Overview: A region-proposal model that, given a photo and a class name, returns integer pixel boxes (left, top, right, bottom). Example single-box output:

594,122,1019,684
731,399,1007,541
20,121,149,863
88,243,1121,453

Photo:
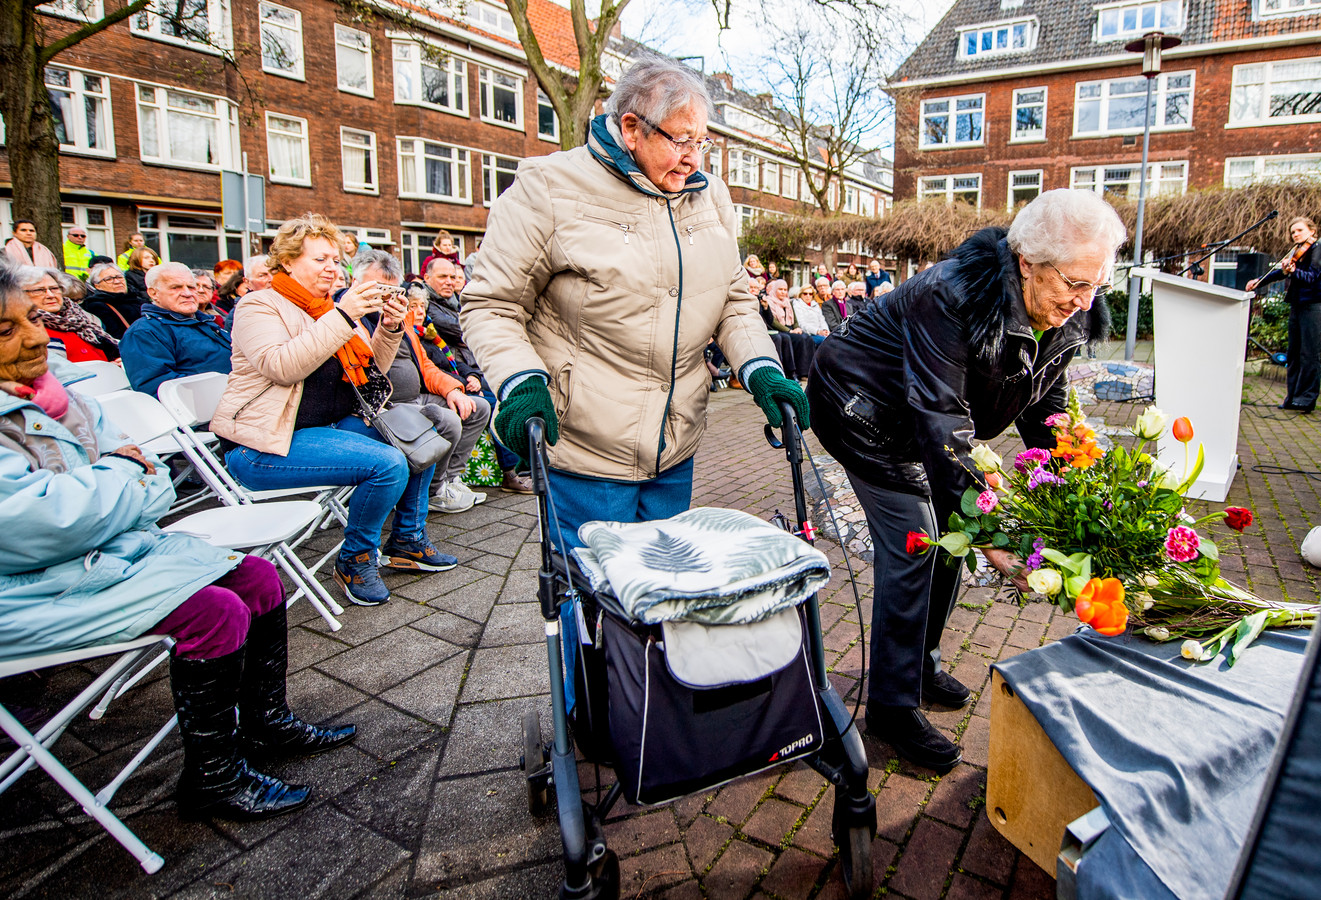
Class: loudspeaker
1236,252,1272,290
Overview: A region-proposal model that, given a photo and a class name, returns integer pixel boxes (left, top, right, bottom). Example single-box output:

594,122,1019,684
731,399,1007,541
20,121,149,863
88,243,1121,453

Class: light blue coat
0,361,240,664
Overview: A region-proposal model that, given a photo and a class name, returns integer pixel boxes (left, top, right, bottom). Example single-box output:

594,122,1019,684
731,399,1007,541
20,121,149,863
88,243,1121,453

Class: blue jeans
226,414,436,558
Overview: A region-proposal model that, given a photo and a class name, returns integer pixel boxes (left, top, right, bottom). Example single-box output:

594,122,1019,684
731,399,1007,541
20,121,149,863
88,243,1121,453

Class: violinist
1247,216,1320,413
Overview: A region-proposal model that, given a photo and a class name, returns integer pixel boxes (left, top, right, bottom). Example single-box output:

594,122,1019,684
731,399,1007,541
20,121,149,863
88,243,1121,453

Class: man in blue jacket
120,262,232,397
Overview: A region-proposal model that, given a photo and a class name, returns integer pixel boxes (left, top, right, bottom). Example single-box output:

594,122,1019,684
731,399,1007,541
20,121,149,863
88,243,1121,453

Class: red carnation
1224,507,1254,532
906,531,932,554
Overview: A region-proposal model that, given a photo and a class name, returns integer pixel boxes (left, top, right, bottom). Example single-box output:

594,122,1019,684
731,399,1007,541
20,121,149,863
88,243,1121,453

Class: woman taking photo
0,265,353,821
18,266,119,363
213,214,455,608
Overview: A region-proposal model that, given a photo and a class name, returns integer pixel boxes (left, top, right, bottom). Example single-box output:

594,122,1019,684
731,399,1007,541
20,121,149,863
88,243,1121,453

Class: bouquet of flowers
912,390,1317,665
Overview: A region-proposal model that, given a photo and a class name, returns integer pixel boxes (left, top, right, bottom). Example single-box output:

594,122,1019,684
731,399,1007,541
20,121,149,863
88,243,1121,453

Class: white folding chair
69,360,130,396
0,637,174,873
96,390,346,632
156,373,353,602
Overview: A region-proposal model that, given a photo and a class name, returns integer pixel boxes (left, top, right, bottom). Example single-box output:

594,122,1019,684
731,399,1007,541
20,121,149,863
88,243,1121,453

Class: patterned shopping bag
464,430,503,487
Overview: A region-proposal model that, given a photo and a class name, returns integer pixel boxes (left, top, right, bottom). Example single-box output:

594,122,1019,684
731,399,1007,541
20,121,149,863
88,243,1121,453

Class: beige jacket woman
212,288,404,456
460,119,778,482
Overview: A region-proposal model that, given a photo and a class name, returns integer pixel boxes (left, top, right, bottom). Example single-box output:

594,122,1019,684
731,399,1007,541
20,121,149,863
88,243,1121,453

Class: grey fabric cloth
994,628,1309,900
411,392,490,482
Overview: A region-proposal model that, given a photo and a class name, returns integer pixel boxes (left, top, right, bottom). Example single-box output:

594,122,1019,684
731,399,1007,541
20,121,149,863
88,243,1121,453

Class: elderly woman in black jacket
806,189,1124,772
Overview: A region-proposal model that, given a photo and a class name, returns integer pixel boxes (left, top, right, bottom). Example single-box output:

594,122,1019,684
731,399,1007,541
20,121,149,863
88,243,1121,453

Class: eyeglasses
69,233,86,238
24,285,62,295
1045,261,1112,298
96,275,126,284
635,114,713,156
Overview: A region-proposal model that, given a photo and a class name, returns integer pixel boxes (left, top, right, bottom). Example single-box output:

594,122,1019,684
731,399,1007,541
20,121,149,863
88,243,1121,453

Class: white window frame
466,1,517,38
265,112,311,186
259,2,303,80
843,184,858,214
1011,86,1047,143
61,203,114,258
781,165,798,199
1095,0,1183,42
920,94,985,149
136,210,229,267
39,0,103,22
135,82,239,172
393,42,467,117
131,0,232,53
706,146,722,180
478,66,523,130
1225,153,1321,187
762,160,780,196
1074,71,1194,137
482,153,519,207
728,149,758,188
397,138,471,204
340,127,378,195
536,90,559,142
957,16,1038,59
45,66,115,158
1070,161,1188,200
1008,170,1043,208
335,25,373,98
918,173,982,207
1257,0,1321,18
1230,57,1321,127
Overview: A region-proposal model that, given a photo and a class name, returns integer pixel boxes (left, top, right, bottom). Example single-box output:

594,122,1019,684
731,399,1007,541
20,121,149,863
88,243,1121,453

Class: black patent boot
170,647,311,821
238,604,356,760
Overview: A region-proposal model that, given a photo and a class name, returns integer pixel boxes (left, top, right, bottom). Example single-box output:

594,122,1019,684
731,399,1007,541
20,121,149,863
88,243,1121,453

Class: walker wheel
837,824,874,900
521,709,548,815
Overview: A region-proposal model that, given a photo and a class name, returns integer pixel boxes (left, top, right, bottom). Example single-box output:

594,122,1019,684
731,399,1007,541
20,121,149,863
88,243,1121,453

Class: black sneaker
865,706,962,773
379,536,458,573
923,670,971,708
334,550,390,606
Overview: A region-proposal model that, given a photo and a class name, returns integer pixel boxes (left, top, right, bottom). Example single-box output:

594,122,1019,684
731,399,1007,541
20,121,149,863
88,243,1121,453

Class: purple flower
1103,500,1113,511
1137,480,1148,488
1024,539,1045,572
1014,448,1051,472
1026,466,1065,490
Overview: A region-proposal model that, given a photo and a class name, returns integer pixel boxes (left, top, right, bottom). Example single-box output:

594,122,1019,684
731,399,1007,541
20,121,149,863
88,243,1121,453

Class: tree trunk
0,0,65,268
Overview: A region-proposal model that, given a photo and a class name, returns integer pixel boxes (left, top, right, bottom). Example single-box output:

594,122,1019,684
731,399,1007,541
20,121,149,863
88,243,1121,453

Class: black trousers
847,473,962,709
1286,303,1320,407
769,331,817,379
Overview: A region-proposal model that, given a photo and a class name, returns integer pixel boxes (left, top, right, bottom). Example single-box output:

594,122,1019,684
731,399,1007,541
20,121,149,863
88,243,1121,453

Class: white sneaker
453,479,487,505
429,480,475,514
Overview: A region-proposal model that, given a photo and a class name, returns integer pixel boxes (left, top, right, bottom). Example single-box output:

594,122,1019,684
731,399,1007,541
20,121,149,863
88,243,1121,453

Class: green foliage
1249,295,1290,355
1105,289,1153,340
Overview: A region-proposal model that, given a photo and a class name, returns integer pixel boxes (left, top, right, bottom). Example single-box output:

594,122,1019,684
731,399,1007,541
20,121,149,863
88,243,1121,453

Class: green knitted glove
746,367,811,431
493,378,559,463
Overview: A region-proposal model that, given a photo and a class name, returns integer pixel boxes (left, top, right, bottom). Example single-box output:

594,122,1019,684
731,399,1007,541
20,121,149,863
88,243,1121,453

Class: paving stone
759,846,829,899
874,775,930,842
496,566,542,605
316,626,462,694
791,798,835,858
319,597,432,647
960,815,1017,884
702,839,772,899
286,666,372,720
287,624,348,672
741,796,804,847
381,653,468,725
705,771,775,827
889,817,964,900
478,601,544,647
394,565,489,603
438,698,547,777
460,645,551,702
926,764,985,828
430,860,564,898
960,713,993,768
411,609,484,647
683,814,734,873
427,574,503,620
1006,854,1056,899
773,764,826,807
947,872,1009,900
605,809,682,857
328,698,444,763
618,842,691,895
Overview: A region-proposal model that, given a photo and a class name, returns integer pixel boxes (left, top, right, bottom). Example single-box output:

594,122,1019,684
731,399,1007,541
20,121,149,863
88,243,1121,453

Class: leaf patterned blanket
573,507,832,626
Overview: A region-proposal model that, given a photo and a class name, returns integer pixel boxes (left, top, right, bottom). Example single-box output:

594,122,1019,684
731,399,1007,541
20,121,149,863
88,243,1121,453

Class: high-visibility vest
63,241,93,280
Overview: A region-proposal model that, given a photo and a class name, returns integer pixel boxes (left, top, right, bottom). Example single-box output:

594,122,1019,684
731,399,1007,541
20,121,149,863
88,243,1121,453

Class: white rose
1144,626,1171,641
1133,591,1155,610
970,444,1003,473
1133,406,1168,441
1026,568,1063,597
1180,639,1204,661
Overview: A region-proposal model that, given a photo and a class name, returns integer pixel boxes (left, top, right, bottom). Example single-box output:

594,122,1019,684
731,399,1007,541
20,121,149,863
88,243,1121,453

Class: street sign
221,170,266,236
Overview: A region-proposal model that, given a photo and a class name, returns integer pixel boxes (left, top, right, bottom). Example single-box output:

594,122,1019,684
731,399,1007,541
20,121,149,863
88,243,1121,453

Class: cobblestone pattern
0,374,1316,899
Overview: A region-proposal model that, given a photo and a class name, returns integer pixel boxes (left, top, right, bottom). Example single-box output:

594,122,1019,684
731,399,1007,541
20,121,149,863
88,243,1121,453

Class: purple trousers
149,556,283,659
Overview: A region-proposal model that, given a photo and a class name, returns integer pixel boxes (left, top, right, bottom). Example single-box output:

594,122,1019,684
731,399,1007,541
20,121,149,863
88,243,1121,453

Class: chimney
713,71,734,90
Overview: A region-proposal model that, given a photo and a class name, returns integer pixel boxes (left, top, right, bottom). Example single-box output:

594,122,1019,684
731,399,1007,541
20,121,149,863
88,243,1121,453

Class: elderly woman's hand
108,444,157,475
381,292,407,330
336,280,385,321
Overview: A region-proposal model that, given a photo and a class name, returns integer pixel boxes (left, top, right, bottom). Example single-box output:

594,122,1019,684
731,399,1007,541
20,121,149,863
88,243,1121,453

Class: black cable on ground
1251,464,1321,484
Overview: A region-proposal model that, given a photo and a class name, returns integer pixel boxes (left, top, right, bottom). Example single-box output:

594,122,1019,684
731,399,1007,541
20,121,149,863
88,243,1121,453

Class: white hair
352,249,402,283
848,281,865,291
89,263,123,287
1007,189,1126,267
831,280,846,290
146,261,193,290
606,57,712,130
244,255,270,278
15,265,52,289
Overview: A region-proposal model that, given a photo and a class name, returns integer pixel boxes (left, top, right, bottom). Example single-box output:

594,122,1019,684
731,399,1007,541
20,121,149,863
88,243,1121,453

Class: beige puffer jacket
212,288,404,456
460,119,779,482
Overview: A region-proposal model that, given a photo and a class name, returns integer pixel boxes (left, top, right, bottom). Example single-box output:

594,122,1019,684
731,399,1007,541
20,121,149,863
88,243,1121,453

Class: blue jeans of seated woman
226,414,436,558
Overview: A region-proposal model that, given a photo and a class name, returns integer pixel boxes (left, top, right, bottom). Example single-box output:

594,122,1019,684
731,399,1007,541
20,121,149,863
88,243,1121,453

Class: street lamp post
1123,31,1181,361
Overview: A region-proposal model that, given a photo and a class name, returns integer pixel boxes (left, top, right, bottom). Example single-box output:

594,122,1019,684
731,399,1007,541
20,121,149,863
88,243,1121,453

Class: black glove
746,367,811,430
493,378,559,462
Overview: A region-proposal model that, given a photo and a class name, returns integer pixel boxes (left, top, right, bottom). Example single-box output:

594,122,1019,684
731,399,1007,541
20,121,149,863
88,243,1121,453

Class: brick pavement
1,374,1317,899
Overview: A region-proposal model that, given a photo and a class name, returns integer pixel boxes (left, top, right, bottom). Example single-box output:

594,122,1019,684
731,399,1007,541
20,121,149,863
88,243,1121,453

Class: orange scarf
271,270,374,386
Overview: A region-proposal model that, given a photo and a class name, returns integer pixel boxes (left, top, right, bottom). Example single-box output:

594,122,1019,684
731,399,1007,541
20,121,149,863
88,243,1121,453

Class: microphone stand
1178,210,1278,278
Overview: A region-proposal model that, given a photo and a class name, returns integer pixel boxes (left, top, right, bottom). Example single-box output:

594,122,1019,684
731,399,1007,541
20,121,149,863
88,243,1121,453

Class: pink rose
1165,525,1200,563
976,490,999,513
1044,413,1072,430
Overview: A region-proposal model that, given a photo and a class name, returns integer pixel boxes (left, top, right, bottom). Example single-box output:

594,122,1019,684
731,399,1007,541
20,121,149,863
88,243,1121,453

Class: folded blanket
574,507,832,625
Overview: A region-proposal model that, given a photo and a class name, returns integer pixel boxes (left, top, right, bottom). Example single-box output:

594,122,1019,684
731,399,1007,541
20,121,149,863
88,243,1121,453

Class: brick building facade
889,0,1321,280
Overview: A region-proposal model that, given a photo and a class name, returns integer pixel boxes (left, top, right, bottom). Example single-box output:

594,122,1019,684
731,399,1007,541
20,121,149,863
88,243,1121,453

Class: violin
1252,238,1315,295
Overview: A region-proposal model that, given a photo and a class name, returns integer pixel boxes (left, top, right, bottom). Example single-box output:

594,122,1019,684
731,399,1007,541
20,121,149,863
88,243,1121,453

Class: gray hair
145,261,193,290
244,255,270,278
191,267,214,283
89,263,123,286
1007,189,1127,267
832,280,846,290
848,281,865,292
352,249,402,283
606,58,712,131
424,256,456,278
814,277,830,287
14,265,51,289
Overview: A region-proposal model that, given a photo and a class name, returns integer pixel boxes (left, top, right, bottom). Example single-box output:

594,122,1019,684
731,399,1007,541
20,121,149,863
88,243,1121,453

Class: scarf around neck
271,270,375,386
38,297,115,347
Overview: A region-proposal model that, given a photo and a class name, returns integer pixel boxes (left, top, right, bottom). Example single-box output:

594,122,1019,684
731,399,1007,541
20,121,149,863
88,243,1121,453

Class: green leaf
1176,444,1206,495
948,512,969,532
1199,537,1219,562
961,487,983,518
937,532,972,557
1229,611,1269,667
964,553,977,574
991,531,1010,548
1041,548,1073,568
1065,574,1089,598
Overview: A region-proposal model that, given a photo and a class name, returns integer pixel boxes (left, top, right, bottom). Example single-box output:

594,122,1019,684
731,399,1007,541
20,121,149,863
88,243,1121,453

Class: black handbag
347,369,452,474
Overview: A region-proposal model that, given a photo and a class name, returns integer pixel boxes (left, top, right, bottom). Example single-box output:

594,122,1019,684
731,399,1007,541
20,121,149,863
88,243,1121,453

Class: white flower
1133,406,1168,441
1133,591,1155,610
970,444,1003,473
1180,639,1205,661
1026,568,1063,597
1144,626,1171,641
1151,462,1182,491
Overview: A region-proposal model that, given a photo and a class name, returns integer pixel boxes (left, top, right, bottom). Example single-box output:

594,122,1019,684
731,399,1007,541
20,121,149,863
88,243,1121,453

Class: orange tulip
1074,577,1129,636
1171,417,1194,443
986,472,1002,489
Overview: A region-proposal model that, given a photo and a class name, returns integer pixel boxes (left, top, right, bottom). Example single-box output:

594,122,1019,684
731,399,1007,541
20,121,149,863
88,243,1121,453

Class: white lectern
1133,267,1250,502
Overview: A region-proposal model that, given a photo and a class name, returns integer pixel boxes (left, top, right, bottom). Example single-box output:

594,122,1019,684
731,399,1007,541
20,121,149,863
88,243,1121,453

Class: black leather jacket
807,227,1106,524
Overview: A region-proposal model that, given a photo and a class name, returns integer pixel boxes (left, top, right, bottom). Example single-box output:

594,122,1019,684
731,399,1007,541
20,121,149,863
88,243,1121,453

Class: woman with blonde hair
116,232,147,270
213,214,456,607
124,245,158,304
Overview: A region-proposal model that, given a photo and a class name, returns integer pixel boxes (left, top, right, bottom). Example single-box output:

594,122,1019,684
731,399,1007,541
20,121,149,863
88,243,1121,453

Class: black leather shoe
1278,400,1294,409
242,717,357,761
922,670,971,708
865,706,962,773
178,760,312,822
1287,402,1316,413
